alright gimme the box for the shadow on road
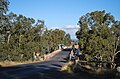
[0,63,79,79]
[0,66,22,71]
[0,48,80,79]
[62,48,72,51]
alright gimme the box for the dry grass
[61,61,74,73]
[0,60,24,66]
[0,59,44,67]
[0,50,61,67]
[0,60,42,67]
[61,61,120,79]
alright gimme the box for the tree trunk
[7,34,11,44]
[19,35,22,47]
[111,55,116,69]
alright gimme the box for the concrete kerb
[44,49,61,61]
[0,50,61,67]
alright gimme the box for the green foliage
[0,12,71,61]
[76,10,120,63]
[0,0,9,14]
[0,1,72,61]
[64,33,71,46]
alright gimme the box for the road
[0,48,79,79]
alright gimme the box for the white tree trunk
[7,34,11,44]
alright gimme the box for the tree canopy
[0,0,72,61]
[76,10,120,66]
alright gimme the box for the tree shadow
[0,63,80,79]
[74,65,120,79]
[62,48,72,51]
[0,66,22,71]
[0,48,78,79]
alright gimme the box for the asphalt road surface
[0,48,79,79]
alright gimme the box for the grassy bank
[61,61,74,73]
[0,50,61,67]
[61,61,120,79]
[0,60,42,67]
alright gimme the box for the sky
[9,0,120,39]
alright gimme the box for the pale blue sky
[9,0,120,39]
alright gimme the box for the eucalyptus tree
[0,0,71,61]
[50,29,65,50]
[64,33,71,46]
[111,21,120,67]
[0,0,9,58]
[0,0,9,14]
[42,29,68,53]
[76,10,117,66]
[0,0,9,42]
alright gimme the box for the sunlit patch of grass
[0,50,60,67]
[0,60,24,66]
[0,60,43,67]
[61,61,74,74]
[61,61,120,79]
